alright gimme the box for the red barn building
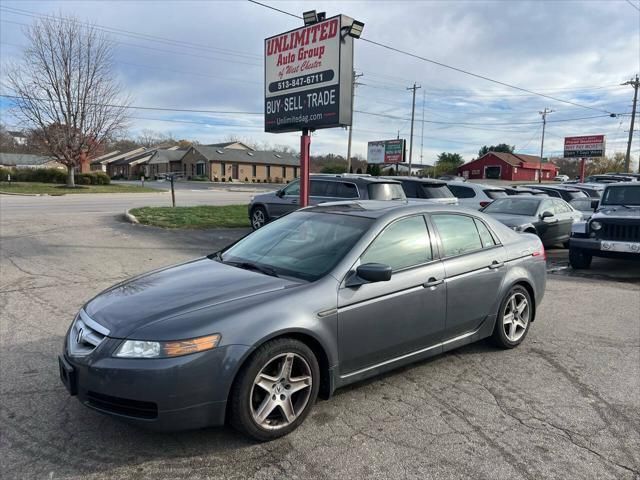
[457,152,558,182]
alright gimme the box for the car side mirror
[590,199,599,210]
[540,211,554,219]
[276,189,285,198]
[345,263,392,287]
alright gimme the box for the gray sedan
[481,196,582,247]
[59,202,546,441]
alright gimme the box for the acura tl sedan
[59,201,546,441]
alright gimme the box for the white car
[554,175,570,182]
[445,181,508,209]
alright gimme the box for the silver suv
[248,175,406,229]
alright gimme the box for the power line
[626,0,640,12]
[0,94,263,115]
[248,0,619,115]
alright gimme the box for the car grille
[68,310,110,356]
[598,222,640,242]
[87,391,158,419]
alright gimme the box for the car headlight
[512,225,524,232]
[114,334,221,358]
[590,221,602,231]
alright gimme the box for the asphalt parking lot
[1,198,639,479]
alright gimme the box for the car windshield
[482,197,540,216]
[418,183,454,198]
[368,183,406,200]
[484,190,508,199]
[570,198,595,212]
[600,186,640,206]
[220,212,372,281]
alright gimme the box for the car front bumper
[570,237,640,258]
[59,340,250,431]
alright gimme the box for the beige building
[182,145,299,183]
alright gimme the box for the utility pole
[622,74,639,173]
[346,71,363,173]
[420,90,425,167]
[407,83,421,175]
[538,108,554,183]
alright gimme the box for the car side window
[474,219,496,248]
[336,182,359,199]
[400,181,418,198]
[449,185,475,198]
[310,180,328,196]
[553,199,571,213]
[283,180,300,196]
[360,216,432,271]
[432,214,483,257]
[540,199,555,214]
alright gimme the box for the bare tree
[5,14,129,186]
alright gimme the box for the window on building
[282,166,286,178]
[432,214,483,257]
[266,165,271,178]
[360,216,432,271]
[294,167,298,178]
[252,165,257,177]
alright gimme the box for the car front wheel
[492,286,532,348]
[229,338,320,441]
[250,206,268,230]
[569,248,592,269]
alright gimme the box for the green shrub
[0,167,68,183]
[244,177,249,182]
[228,176,233,182]
[74,171,111,185]
[221,177,226,182]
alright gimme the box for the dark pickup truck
[569,183,640,269]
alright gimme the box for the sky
[0,0,639,168]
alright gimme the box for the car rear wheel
[492,286,532,348]
[569,248,592,269]
[229,338,319,441]
[250,206,268,230]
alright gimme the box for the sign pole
[579,157,586,183]
[300,128,311,207]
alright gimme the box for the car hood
[485,213,537,227]
[594,206,640,219]
[84,258,299,338]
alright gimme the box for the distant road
[0,189,255,218]
[112,180,279,192]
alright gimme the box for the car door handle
[423,277,444,288]
[488,261,504,269]
[291,199,298,204]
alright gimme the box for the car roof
[304,200,474,219]
[603,182,640,188]
[309,174,400,184]
[382,176,447,184]
[524,184,581,192]
[446,181,506,190]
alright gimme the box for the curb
[124,208,140,224]
[0,191,47,196]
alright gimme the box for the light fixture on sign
[303,10,318,25]
[348,20,365,39]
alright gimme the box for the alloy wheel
[502,292,530,342]
[252,209,265,229]
[249,353,312,430]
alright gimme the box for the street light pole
[538,108,553,183]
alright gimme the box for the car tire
[250,206,268,230]
[491,285,532,349]
[229,338,320,441]
[569,248,592,269]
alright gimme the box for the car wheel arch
[508,280,536,322]
[229,329,334,403]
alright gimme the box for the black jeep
[569,183,640,269]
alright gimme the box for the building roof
[461,151,557,171]
[0,152,57,166]
[91,147,147,165]
[205,141,254,151]
[148,149,188,164]
[192,145,299,166]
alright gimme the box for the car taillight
[532,245,546,261]
[479,201,491,208]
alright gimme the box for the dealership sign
[563,135,606,158]
[264,15,355,133]
[367,139,406,164]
